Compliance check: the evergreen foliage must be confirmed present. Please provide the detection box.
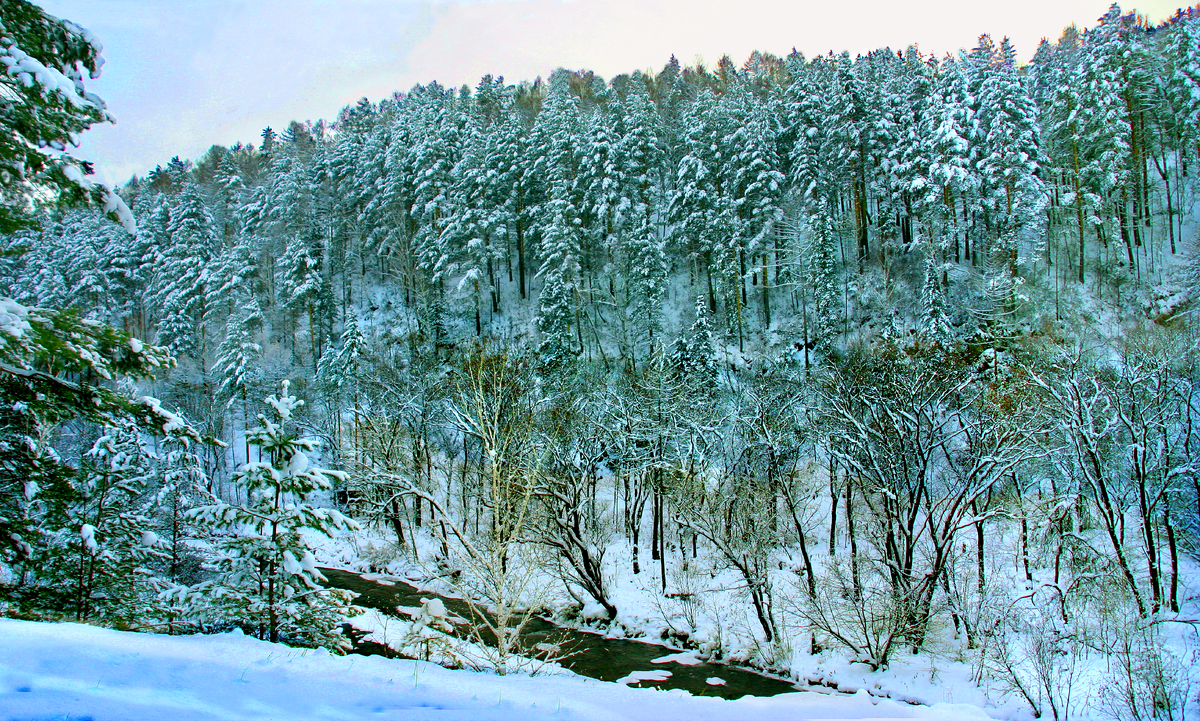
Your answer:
[186,381,356,648]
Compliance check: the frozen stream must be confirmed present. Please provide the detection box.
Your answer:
[321,567,803,700]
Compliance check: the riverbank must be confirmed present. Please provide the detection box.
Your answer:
[0,618,994,720]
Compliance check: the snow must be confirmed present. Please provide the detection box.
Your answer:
[0,619,992,720]
[0,297,31,340]
[140,396,187,435]
[650,651,703,666]
[79,523,97,553]
[423,597,447,619]
[0,43,96,110]
[615,669,673,686]
[282,550,303,575]
[287,450,309,475]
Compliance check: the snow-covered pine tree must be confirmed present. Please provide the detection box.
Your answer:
[408,84,463,318]
[921,246,951,342]
[213,302,264,464]
[535,71,586,367]
[975,37,1044,282]
[728,84,785,333]
[0,304,195,604]
[316,309,367,405]
[438,77,511,334]
[279,232,324,366]
[1077,8,1133,257]
[921,56,978,265]
[620,75,669,353]
[0,3,200,607]
[807,200,842,354]
[670,295,720,397]
[212,153,245,244]
[50,421,167,624]
[578,92,622,260]
[1165,11,1200,156]
[153,182,218,361]
[493,104,535,300]
[669,89,733,317]
[188,380,356,647]
[206,229,262,320]
[0,0,133,234]
[316,308,369,452]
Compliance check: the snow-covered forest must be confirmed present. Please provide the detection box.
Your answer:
[3,0,1200,718]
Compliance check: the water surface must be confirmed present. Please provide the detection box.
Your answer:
[322,567,802,700]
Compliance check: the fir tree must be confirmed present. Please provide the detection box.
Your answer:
[51,422,167,624]
[188,380,356,647]
[921,247,951,342]
[670,295,720,397]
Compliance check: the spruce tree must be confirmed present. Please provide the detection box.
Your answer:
[53,421,167,624]
[188,380,356,647]
[535,71,586,367]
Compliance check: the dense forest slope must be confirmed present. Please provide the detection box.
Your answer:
[3,3,1200,719]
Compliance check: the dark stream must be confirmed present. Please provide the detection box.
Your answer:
[321,567,802,700]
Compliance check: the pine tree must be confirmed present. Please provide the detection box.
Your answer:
[535,71,585,367]
[49,421,167,624]
[188,380,356,647]
[213,303,264,464]
[279,232,323,365]
[0,0,134,233]
[206,229,262,319]
[315,307,369,449]
[1078,8,1133,254]
[669,89,734,316]
[807,202,842,353]
[921,57,978,264]
[670,295,720,397]
[1165,12,1200,153]
[153,182,218,360]
[728,84,785,334]
[619,76,669,354]
[438,77,511,334]
[409,84,463,293]
[921,247,951,342]
[976,37,1044,275]
[0,300,194,588]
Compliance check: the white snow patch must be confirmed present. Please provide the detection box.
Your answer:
[615,669,673,686]
[79,524,97,553]
[651,651,703,666]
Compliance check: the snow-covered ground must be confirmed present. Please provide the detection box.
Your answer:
[0,619,992,720]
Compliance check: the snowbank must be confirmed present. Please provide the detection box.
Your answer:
[0,619,992,720]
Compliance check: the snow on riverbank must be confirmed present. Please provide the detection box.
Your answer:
[0,619,993,720]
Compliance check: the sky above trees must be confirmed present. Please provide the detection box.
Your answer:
[40,0,1181,182]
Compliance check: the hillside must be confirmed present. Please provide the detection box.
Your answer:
[2,2,1200,720]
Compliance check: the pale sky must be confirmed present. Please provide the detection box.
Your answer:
[37,0,1184,184]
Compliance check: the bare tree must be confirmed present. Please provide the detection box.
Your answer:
[1032,341,1199,617]
[815,347,1043,666]
[535,373,619,619]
